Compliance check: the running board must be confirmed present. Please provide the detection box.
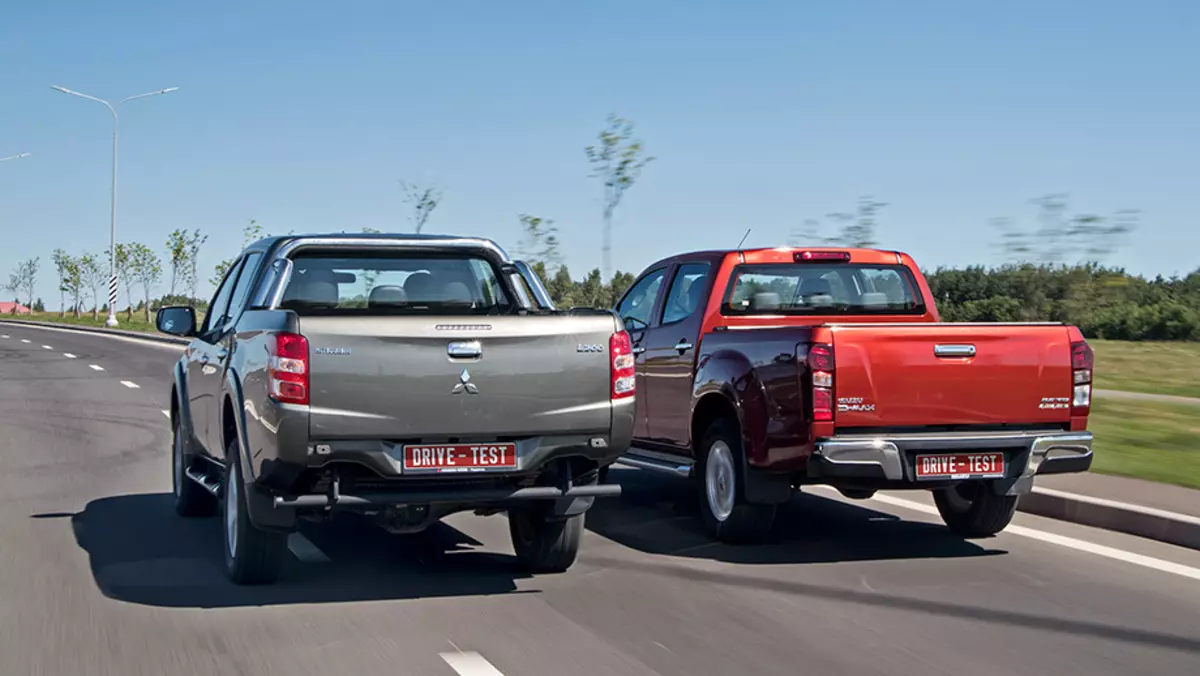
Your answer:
[184,466,222,496]
[617,449,694,478]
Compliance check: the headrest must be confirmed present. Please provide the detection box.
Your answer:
[799,278,832,296]
[368,285,407,307]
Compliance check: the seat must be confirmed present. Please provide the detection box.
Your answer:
[368,285,407,308]
[280,278,339,310]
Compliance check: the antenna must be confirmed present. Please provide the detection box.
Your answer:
[736,228,751,250]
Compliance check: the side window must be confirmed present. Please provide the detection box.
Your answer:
[616,268,666,330]
[200,258,245,336]
[661,262,712,325]
[224,253,264,324]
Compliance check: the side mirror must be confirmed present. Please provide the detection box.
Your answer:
[156,306,197,337]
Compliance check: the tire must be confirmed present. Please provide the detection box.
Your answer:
[933,481,1018,538]
[222,438,287,585]
[508,507,584,574]
[172,414,216,517]
[697,419,776,544]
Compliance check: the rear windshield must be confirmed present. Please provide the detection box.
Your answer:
[722,263,925,315]
[280,252,515,316]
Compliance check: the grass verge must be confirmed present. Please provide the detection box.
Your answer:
[1091,339,1200,399]
[1088,398,1200,490]
[9,312,160,332]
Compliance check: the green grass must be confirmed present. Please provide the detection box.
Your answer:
[10,312,159,332]
[1091,339,1200,399]
[1088,398,1200,489]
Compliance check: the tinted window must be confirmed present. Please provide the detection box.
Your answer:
[280,252,514,316]
[200,258,244,334]
[722,264,925,315]
[616,269,666,329]
[661,263,711,324]
[224,253,263,323]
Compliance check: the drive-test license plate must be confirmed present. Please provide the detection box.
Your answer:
[403,443,517,473]
[915,453,1005,480]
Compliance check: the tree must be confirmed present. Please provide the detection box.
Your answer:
[212,220,264,291]
[33,298,45,313]
[166,229,188,299]
[585,114,654,279]
[516,214,562,270]
[826,196,887,248]
[991,195,1141,265]
[52,249,72,317]
[127,243,162,322]
[399,181,441,233]
[63,256,85,318]
[111,243,136,320]
[184,229,207,306]
[78,253,103,320]
[5,258,38,312]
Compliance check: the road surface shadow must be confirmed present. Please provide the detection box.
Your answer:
[56,493,532,609]
[587,466,1006,564]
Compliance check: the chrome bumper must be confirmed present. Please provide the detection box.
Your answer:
[811,431,1093,495]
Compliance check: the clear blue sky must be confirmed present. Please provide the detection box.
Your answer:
[2,1,1198,306]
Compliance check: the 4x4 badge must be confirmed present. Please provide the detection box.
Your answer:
[452,368,479,395]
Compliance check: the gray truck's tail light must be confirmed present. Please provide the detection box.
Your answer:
[269,333,310,405]
[1070,340,1093,414]
[810,342,834,422]
[610,331,636,399]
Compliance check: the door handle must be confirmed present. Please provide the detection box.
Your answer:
[215,347,229,361]
[674,341,694,353]
[631,346,646,355]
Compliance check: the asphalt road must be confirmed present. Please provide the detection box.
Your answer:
[2,322,1199,676]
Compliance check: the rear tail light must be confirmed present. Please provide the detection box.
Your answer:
[269,333,309,405]
[810,342,834,421]
[610,331,636,399]
[1070,340,1093,414]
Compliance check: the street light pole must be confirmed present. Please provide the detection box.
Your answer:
[51,85,178,327]
[0,152,31,163]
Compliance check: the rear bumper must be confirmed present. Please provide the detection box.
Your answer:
[274,483,620,509]
[809,430,1093,495]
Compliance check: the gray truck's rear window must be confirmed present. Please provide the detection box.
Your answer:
[280,253,514,315]
[722,263,925,315]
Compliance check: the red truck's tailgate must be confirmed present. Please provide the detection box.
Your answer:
[829,324,1075,428]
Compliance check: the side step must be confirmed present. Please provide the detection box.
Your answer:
[185,466,223,496]
[617,447,694,478]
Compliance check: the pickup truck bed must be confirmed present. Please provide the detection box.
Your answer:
[611,246,1094,543]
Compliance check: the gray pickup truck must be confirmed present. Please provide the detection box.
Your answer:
[156,234,634,584]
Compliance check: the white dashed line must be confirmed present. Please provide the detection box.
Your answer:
[161,409,170,418]
[63,353,77,359]
[20,339,30,343]
[440,651,505,676]
[866,492,1200,582]
[42,345,52,350]
[1,334,9,339]
[89,364,104,371]
[119,381,140,389]
[287,533,331,563]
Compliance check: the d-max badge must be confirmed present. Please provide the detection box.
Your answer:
[452,368,479,395]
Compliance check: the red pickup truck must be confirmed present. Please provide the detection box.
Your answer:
[609,246,1094,543]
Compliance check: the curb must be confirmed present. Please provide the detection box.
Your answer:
[1018,487,1200,551]
[0,319,189,346]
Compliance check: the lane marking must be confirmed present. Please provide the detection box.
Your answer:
[63,353,77,359]
[161,409,170,418]
[89,364,104,371]
[20,339,30,343]
[440,651,505,676]
[120,380,140,389]
[1,334,8,338]
[42,345,52,350]
[287,533,331,563]
[866,492,1200,582]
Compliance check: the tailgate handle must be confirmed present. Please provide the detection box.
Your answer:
[934,344,976,358]
[447,340,482,358]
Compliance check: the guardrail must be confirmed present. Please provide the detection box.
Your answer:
[0,318,189,346]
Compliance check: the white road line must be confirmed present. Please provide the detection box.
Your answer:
[1,334,8,338]
[119,380,140,389]
[42,344,52,350]
[89,364,104,371]
[867,492,1200,582]
[20,339,30,343]
[440,651,505,676]
[161,409,170,418]
[287,533,331,563]
[63,353,77,359]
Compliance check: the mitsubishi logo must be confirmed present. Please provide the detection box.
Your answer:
[451,368,479,395]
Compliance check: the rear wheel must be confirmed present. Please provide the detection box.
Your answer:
[933,481,1017,538]
[222,439,287,585]
[697,419,776,544]
[172,415,216,517]
[508,506,583,573]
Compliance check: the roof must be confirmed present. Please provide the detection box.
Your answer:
[642,245,912,270]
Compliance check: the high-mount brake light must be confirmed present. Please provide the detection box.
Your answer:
[269,333,310,405]
[610,330,636,399]
[810,342,835,421]
[795,251,851,263]
[1070,340,1093,415]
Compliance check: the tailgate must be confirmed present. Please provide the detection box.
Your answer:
[829,324,1075,428]
[302,314,618,439]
